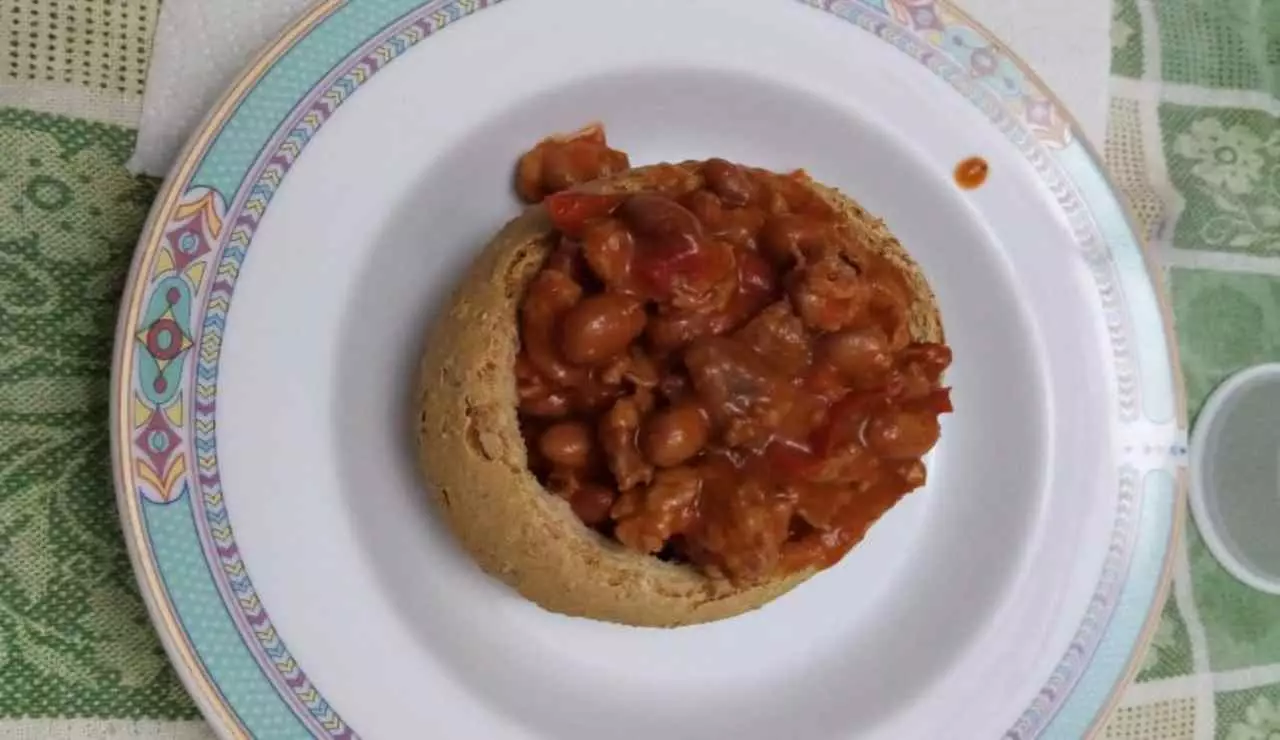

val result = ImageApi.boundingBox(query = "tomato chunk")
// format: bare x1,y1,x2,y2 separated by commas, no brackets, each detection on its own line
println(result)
544,192,625,237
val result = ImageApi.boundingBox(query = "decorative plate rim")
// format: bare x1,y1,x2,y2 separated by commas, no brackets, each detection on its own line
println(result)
110,1,1187,738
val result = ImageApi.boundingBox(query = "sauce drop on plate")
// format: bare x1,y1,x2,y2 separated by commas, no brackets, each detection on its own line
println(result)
954,156,989,190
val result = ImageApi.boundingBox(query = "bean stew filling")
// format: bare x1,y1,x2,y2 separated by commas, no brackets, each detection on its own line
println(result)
513,126,953,583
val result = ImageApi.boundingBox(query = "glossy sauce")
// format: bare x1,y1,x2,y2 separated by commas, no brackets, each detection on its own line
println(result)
513,134,954,584
954,156,989,190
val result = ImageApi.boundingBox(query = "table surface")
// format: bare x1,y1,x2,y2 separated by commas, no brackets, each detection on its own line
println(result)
0,1,1278,739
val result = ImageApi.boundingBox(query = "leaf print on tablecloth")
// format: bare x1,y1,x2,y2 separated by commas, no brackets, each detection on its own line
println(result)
1,427,131,680
1200,214,1267,250
1174,118,1265,195
1112,12,1134,51
1110,0,1144,77
1163,105,1280,255
0,111,195,718
0,406,191,715
84,583,168,688
1227,695,1280,740
0,235,58,317
0,455,60,605
0,127,158,264
1256,201,1280,229
5,617,101,689
1133,595,1195,682
1140,612,1178,674
1172,117,1273,250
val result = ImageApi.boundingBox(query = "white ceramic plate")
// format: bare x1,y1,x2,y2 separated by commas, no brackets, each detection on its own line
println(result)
111,1,1187,738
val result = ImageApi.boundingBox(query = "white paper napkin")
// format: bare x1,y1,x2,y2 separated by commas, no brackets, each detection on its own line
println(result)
129,0,1111,176
128,0,314,175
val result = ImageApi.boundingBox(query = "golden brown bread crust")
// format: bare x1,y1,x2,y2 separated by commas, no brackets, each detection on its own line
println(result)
415,163,944,627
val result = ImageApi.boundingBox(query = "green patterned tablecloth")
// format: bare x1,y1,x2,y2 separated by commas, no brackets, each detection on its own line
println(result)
1,0,1278,738
1101,1,1280,738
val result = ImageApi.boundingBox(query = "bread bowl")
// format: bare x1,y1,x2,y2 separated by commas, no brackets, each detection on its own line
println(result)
416,148,950,627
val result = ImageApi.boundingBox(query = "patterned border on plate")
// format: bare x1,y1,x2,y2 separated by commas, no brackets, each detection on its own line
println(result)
112,0,1186,738
185,5,499,736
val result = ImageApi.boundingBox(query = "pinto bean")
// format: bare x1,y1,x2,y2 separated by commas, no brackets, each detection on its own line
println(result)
558,293,646,365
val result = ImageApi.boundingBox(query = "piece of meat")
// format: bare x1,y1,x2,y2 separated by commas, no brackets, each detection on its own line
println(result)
790,482,857,529
599,393,654,490
514,124,630,203
683,336,796,450
612,466,702,553
787,253,872,333
735,301,812,376
685,463,796,583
